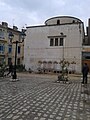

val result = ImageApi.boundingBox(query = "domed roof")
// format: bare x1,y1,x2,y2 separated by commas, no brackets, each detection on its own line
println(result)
45,16,83,25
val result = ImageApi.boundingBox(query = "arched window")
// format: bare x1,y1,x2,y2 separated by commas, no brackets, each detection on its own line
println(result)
57,20,60,25
72,20,75,23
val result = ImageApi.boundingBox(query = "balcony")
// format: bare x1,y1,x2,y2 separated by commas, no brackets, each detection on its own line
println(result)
0,51,5,56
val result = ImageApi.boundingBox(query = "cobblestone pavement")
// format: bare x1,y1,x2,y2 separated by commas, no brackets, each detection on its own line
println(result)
0,74,90,120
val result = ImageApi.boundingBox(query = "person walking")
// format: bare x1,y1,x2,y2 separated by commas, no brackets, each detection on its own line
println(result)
82,63,89,84
7,62,13,76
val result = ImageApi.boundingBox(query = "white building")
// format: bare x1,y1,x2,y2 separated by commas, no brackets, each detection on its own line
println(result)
24,16,85,73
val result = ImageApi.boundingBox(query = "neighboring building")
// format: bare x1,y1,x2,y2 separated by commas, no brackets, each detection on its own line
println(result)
82,46,90,70
7,26,24,66
0,22,24,66
24,16,85,73
86,18,90,45
0,22,8,65
82,18,90,71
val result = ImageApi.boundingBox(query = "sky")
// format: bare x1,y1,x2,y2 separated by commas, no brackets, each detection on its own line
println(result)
0,0,90,31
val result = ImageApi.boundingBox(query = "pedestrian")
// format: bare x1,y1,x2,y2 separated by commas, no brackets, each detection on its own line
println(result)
7,62,13,76
82,63,89,84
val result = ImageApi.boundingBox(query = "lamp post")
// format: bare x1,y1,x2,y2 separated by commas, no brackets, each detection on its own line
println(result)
8,30,26,80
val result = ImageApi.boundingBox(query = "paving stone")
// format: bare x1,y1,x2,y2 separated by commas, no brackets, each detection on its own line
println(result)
12,115,19,120
56,116,62,119
38,113,42,116
0,75,90,120
17,111,23,115
34,117,39,120
6,114,13,118
49,115,55,118
40,118,46,120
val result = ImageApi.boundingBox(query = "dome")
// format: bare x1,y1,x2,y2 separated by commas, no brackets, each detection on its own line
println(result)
45,16,83,25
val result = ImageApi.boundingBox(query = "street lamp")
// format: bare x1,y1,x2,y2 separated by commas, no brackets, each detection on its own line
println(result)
8,30,26,80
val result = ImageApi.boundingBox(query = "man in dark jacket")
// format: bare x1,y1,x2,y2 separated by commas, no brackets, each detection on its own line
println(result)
82,63,89,84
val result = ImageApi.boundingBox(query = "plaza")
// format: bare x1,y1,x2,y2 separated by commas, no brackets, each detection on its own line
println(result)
0,73,90,120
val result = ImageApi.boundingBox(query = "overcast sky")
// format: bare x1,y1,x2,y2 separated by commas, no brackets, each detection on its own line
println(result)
0,0,90,30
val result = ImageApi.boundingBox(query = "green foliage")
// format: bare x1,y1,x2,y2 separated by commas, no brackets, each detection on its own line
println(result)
58,59,69,81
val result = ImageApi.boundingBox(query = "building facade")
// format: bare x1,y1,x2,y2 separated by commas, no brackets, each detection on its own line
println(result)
0,22,24,66
82,46,90,70
0,22,8,65
82,18,90,71
24,16,85,73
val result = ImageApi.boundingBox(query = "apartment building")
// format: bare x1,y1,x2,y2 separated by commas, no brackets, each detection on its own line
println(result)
24,16,85,73
0,22,24,66
0,22,8,65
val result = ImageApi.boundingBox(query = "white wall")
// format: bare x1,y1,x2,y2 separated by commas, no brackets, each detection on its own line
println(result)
24,23,83,73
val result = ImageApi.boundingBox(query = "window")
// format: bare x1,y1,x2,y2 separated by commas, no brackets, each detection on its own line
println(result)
0,44,4,53
57,20,60,25
50,38,54,46
72,20,75,23
60,38,63,46
49,37,64,47
8,58,12,65
0,29,5,39
17,58,20,65
55,38,58,46
8,45,12,53
85,56,90,59
18,46,20,54
0,57,4,64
